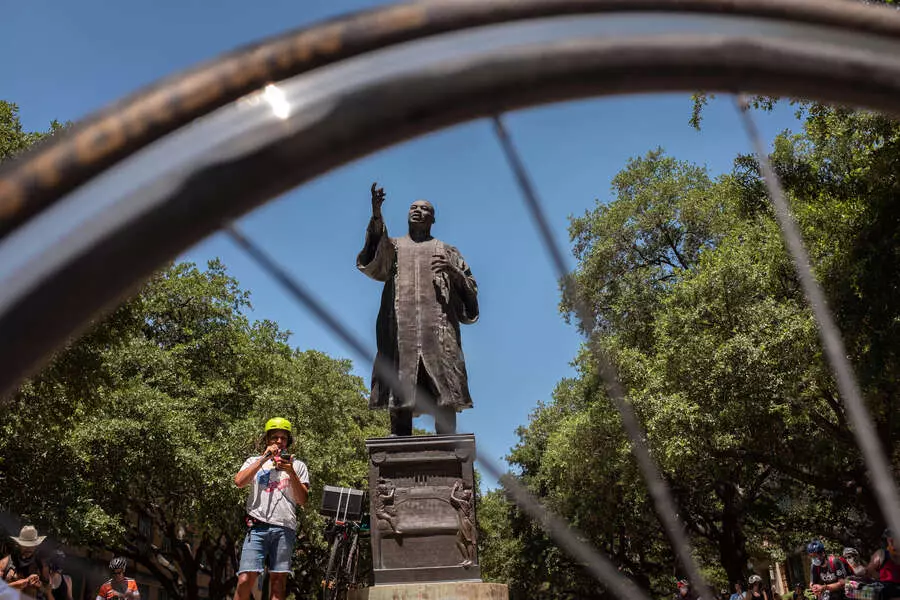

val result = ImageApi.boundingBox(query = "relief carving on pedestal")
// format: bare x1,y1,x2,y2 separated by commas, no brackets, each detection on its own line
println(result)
449,479,477,567
374,476,401,534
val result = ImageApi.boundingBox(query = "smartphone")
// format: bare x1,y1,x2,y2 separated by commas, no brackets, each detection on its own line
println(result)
279,450,292,462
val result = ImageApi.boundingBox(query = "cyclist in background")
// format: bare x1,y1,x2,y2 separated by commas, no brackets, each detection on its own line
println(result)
94,558,139,600
841,548,866,578
747,575,768,600
807,540,850,600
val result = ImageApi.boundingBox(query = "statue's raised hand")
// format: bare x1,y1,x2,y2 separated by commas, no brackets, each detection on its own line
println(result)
371,182,386,219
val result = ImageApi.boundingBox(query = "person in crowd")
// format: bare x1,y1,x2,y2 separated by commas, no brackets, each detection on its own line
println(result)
841,548,866,578
232,418,310,600
748,574,769,600
866,528,900,599
94,557,139,600
0,526,50,600
808,540,850,600
47,552,71,600
730,581,747,600
674,579,703,600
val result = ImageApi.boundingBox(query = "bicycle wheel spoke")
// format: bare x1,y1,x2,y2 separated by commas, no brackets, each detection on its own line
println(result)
491,114,711,597
223,222,648,600
734,94,900,543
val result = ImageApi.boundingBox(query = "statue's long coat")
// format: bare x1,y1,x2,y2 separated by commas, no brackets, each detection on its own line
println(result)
357,218,478,415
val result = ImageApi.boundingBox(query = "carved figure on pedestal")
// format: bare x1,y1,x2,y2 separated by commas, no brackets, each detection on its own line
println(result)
357,182,479,436
374,477,401,535
449,480,477,567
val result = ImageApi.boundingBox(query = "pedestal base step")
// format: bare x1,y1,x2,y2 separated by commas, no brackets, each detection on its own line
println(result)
348,582,509,600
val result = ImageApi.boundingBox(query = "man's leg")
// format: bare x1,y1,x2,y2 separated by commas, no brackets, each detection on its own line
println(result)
268,526,296,600
233,573,259,600
390,409,413,436
234,527,265,600
434,406,456,435
268,573,287,600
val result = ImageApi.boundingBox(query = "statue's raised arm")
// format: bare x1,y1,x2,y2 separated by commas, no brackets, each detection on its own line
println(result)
371,182,385,221
357,182,394,282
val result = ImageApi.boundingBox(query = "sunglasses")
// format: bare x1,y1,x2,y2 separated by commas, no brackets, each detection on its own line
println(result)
112,570,125,575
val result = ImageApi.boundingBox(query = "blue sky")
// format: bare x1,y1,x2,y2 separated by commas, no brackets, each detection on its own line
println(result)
3,1,801,489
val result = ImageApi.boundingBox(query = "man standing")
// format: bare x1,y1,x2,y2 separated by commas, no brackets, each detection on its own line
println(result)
233,418,309,600
1,526,50,600
357,182,479,436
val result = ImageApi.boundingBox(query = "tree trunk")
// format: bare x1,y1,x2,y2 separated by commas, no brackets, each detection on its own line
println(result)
718,482,748,586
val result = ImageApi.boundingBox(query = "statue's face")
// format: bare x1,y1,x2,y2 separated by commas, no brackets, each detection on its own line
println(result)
408,200,435,226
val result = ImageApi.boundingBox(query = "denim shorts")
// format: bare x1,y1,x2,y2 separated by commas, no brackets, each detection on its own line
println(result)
238,522,296,574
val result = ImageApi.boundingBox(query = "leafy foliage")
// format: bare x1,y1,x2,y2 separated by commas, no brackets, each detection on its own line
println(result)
0,100,68,160
1,260,388,600
0,99,388,600
480,105,900,597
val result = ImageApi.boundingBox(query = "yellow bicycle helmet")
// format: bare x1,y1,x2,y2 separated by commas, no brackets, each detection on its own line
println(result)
264,417,293,446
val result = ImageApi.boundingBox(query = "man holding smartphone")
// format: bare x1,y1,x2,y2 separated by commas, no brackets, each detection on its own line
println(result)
233,418,309,600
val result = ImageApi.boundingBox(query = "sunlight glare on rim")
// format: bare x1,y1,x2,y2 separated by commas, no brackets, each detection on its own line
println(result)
264,84,290,120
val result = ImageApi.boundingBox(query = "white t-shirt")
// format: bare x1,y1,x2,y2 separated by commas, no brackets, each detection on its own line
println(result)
241,455,310,530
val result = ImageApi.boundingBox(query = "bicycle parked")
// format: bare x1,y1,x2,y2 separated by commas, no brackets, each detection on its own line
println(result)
319,486,368,600
322,517,370,600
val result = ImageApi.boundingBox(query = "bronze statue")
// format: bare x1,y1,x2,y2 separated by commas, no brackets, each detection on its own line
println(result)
357,182,479,436
449,480,477,567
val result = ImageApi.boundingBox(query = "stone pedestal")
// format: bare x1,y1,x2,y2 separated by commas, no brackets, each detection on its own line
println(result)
348,582,509,600
365,434,480,585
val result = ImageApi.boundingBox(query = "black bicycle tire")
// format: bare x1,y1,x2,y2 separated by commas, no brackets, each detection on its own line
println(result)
1,0,899,240
330,542,348,600
345,530,359,587
323,535,342,597
3,3,900,399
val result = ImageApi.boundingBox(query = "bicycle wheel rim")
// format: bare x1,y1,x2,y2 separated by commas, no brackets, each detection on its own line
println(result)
2,4,900,398
3,0,900,239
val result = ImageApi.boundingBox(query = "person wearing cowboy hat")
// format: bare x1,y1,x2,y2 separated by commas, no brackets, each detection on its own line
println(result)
1,526,51,600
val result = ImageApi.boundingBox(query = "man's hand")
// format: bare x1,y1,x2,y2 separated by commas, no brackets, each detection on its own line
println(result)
26,575,41,588
810,584,823,597
264,443,280,459
275,457,295,475
371,182,386,219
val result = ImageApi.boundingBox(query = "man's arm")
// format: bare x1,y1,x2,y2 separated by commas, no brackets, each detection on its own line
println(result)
234,443,279,488
8,575,40,592
866,549,884,579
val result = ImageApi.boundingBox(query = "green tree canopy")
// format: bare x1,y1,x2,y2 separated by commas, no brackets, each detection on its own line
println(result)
480,105,900,597
1,260,388,600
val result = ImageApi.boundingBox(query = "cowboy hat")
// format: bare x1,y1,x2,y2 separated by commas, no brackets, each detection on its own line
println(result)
11,525,46,547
